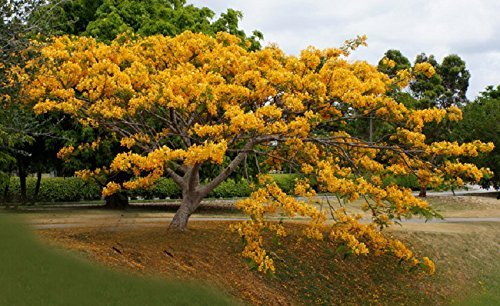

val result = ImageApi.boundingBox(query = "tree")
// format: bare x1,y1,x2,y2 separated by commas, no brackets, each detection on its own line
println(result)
24,0,263,207
452,85,499,190
34,0,263,49
408,53,444,110
377,49,411,79
409,53,470,110
16,32,493,273
437,54,470,108
1,0,72,203
377,51,473,197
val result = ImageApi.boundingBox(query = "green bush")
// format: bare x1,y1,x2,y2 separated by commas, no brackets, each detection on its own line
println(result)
154,177,182,199
129,177,182,200
2,174,307,203
269,173,300,193
382,174,420,190
5,177,101,203
208,179,252,198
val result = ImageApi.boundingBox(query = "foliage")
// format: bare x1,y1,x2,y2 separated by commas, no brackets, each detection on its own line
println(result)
34,0,263,49
129,176,181,199
4,176,101,203
15,32,494,274
451,85,500,189
437,55,470,109
408,53,445,109
382,174,420,190
379,51,470,111
208,178,252,198
268,173,301,193
377,49,411,80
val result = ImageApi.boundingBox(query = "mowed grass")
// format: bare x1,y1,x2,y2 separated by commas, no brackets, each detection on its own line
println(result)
0,213,235,306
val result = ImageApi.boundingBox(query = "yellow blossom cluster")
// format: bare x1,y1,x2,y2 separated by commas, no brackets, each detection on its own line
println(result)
56,145,74,160
426,140,494,157
232,178,326,273
392,128,427,148
413,62,436,78
406,108,446,131
120,133,151,149
442,161,492,185
102,182,121,197
446,105,463,121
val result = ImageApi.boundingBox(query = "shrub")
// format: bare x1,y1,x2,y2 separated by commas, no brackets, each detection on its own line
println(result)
382,174,420,190
127,177,182,200
153,177,182,199
269,173,300,193
208,179,252,198
5,177,101,203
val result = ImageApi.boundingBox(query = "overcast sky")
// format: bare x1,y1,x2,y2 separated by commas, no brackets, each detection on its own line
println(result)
188,0,500,100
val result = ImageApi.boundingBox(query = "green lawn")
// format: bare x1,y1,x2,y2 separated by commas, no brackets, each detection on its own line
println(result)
0,213,235,306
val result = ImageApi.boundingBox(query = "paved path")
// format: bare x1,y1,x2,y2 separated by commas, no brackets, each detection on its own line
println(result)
412,185,498,197
30,215,500,230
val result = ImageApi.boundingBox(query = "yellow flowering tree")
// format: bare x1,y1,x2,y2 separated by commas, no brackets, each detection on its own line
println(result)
17,32,493,273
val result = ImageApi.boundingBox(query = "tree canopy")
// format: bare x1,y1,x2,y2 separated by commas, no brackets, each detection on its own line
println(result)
34,0,263,49
452,85,500,189
14,32,494,273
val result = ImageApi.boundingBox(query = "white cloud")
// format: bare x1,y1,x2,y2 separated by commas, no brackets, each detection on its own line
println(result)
189,0,500,99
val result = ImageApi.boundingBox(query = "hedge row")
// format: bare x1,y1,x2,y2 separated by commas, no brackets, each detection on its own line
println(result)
0,173,427,204
382,174,420,190
4,177,101,203
2,174,302,203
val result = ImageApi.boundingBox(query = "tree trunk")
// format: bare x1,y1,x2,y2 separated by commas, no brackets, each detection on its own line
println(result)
18,161,27,204
419,186,427,197
170,194,202,231
2,172,11,203
32,170,42,204
104,191,129,209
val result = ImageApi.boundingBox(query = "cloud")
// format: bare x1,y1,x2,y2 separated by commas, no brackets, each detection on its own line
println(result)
188,0,500,99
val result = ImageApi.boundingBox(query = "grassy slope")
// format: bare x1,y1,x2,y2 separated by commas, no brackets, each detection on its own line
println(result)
0,214,235,306
5,196,500,305
36,220,500,305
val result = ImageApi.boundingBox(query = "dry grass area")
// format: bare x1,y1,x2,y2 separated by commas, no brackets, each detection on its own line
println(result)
20,195,499,305
426,195,500,217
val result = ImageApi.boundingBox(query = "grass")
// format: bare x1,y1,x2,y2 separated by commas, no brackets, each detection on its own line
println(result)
34,220,500,305
0,213,235,306
5,195,500,305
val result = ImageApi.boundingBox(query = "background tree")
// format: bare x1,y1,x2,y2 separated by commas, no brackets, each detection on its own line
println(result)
437,54,470,109
34,0,263,49
376,51,472,196
409,53,444,110
1,0,72,203
451,85,499,190
377,49,411,79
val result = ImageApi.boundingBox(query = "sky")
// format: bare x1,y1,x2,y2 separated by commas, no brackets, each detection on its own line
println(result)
188,0,500,100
